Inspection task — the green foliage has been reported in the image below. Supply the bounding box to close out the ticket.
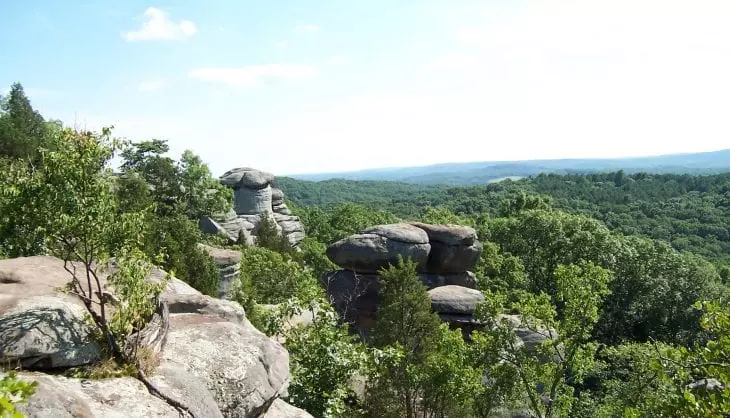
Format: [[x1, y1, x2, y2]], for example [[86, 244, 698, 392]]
[[473, 262, 612, 418], [276, 299, 369, 417], [294, 203, 400, 244], [235, 246, 322, 310], [0, 83, 48, 164], [255, 214, 293, 254], [142, 215, 220, 296], [294, 237, 338, 279], [0, 371, 37, 418], [365, 257, 450, 417]]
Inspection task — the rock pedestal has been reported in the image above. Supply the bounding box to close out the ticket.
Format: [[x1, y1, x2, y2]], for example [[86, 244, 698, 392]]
[[200, 167, 305, 248]]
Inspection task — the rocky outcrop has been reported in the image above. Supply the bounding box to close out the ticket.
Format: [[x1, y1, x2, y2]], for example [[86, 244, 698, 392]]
[[324, 222, 484, 333], [429, 285, 484, 334], [198, 244, 242, 298], [201, 168, 305, 248], [1, 256, 305, 417], [326, 223, 431, 273]]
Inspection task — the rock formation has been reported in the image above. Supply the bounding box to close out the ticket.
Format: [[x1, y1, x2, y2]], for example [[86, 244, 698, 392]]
[[324, 222, 483, 334], [200, 167, 305, 248], [0, 256, 311, 418], [198, 243, 242, 299]]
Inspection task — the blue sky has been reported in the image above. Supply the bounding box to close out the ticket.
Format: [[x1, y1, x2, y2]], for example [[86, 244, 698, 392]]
[[2, 0, 730, 176]]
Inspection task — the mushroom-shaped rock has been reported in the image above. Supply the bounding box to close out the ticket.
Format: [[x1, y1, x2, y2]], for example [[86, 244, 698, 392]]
[[326, 223, 431, 273], [234, 185, 273, 215], [428, 285, 484, 315], [219, 167, 275, 189], [410, 222, 483, 274]]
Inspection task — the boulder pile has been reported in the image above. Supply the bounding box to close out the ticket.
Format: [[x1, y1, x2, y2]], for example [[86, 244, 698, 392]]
[[200, 167, 305, 248], [0, 256, 310, 417], [324, 222, 483, 333]]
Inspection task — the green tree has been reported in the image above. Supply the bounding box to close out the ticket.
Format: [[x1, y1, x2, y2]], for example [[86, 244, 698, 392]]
[[0, 371, 37, 418], [473, 262, 612, 418], [365, 257, 442, 417], [0, 83, 47, 163]]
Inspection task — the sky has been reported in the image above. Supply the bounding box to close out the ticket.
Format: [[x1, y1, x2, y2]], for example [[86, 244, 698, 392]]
[[1, 0, 730, 176]]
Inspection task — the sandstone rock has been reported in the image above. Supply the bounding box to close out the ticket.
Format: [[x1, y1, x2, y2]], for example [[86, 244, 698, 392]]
[[162, 311, 290, 417], [322, 270, 380, 332], [0, 296, 101, 369], [327, 224, 431, 273], [148, 364, 224, 418], [220, 167, 275, 189], [166, 293, 246, 325], [409, 223, 482, 274], [198, 244, 242, 298], [262, 398, 313, 418], [234, 186, 273, 215], [270, 188, 285, 204], [199, 216, 235, 242], [273, 214, 305, 234], [286, 231, 306, 247], [428, 285, 484, 315], [15, 372, 179, 417], [409, 222, 477, 246], [362, 223, 430, 244], [272, 204, 293, 216]]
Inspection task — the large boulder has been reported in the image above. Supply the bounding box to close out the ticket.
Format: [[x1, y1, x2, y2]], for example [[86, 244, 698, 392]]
[[161, 302, 290, 417], [14, 372, 180, 417], [428, 285, 484, 315], [199, 216, 235, 243], [262, 398, 313, 418], [418, 271, 477, 289], [409, 222, 483, 274], [0, 296, 101, 369], [327, 223, 431, 273], [220, 167, 275, 189], [322, 270, 380, 332]]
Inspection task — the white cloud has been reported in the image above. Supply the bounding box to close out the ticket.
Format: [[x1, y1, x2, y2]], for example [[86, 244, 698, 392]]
[[188, 64, 318, 88], [123, 7, 197, 41], [296, 24, 320, 33], [138, 80, 165, 92], [276, 40, 289, 49]]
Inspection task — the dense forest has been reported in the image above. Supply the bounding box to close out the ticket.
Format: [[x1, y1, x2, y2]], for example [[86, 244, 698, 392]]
[[1, 82, 729, 417]]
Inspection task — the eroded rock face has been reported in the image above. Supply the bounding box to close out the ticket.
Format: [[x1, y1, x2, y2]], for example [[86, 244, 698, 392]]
[[201, 168, 305, 248], [409, 222, 482, 274], [2, 256, 300, 418], [429, 285, 484, 315], [262, 398, 313, 418], [0, 296, 101, 369], [198, 244, 242, 298], [326, 224, 431, 273]]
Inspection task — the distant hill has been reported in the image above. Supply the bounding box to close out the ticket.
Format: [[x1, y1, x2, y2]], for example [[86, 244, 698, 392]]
[[290, 149, 730, 185]]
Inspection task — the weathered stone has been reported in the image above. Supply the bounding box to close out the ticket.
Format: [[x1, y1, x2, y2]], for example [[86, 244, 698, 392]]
[[273, 214, 305, 234], [272, 204, 293, 216], [262, 398, 313, 418], [198, 244, 242, 267], [362, 223, 430, 244], [409, 222, 477, 246], [162, 312, 290, 417], [270, 187, 285, 203], [327, 224, 431, 273], [0, 296, 101, 369], [234, 186, 273, 215], [427, 241, 483, 274], [286, 231, 306, 247], [166, 293, 246, 325], [15, 372, 179, 417], [498, 314, 557, 352], [199, 216, 235, 242], [322, 270, 380, 333], [428, 285, 484, 315], [219, 167, 275, 189], [148, 364, 224, 418]]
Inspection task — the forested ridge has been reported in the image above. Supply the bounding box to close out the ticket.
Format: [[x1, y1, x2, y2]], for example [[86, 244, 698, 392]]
[[2, 83, 729, 417], [278, 171, 730, 266]]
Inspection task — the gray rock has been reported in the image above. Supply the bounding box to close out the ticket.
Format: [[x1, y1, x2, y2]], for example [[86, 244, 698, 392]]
[[234, 185, 273, 215], [0, 296, 101, 369], [286, 231, 306, 247], [427, 240, 483, 274], [428, 285, 484, 315], [262, 398, 313, 417], [272, 204, 293, 216], [409, 222, 477, 245], [270, 188, 285, 203], [166, 293, 246, 325], [498, 314, 557, 352], [362, 223, 429, 244], [162, 311, 290, 417], [327, 226, 431, 273], [15, 372, 179, 417], [148, 364, 224, 418], [688, 378, 724, 392], [273, 214, 305, 234], [198, 244, 242, 267], [199, 216, 235, 242], [220, 167, 275, 189]]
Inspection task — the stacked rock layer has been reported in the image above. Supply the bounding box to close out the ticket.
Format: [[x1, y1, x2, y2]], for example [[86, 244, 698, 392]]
[[200, 167, 305, 248], [324, 222, 483, 333]]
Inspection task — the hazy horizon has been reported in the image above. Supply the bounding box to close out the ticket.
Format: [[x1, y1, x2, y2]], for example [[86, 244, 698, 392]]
[[3, 0, 730, 176]]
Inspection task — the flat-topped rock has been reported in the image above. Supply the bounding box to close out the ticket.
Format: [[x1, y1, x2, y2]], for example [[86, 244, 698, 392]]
[[409, 222, 477, 246], [362, 223, 429, 244], [428, 285, 484, 315], [219, 167, 275, 189], [198, 244, 242, 266], [327, 233, 430, 273]]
